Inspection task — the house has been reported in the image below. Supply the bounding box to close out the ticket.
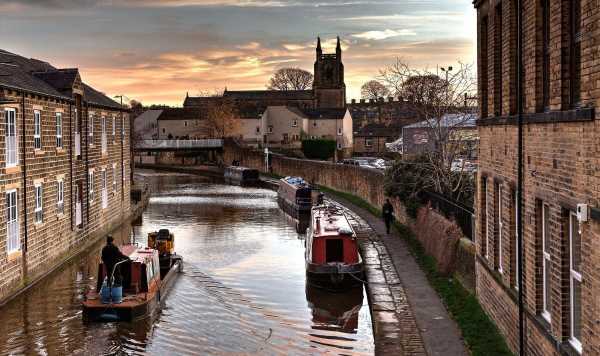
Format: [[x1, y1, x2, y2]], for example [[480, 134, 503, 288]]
[[156, 108, 210, 139], [401, 114, 477, 157], [474, 1, 598, 355], [0, 49, 131, 303], [353, 123, 402, 156]]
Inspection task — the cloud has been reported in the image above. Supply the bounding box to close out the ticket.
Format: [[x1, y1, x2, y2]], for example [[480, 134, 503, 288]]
[[352, 29, 416, 41]]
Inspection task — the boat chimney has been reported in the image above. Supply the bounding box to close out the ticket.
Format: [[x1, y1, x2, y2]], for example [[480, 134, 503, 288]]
[[316, 217, 321, 233]]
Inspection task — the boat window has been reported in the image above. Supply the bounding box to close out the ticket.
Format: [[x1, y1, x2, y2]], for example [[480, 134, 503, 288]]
[[326, 239, 344, 263]]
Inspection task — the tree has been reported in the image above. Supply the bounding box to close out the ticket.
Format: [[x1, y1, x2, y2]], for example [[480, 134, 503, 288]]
[[379, 59, 477, 204], [204, 94, 241, 139], [360, 80, 390, 100], [267, 67, 313, 90]]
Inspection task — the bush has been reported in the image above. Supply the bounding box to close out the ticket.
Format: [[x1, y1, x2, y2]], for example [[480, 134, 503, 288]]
[[301, 139, 336, 160]]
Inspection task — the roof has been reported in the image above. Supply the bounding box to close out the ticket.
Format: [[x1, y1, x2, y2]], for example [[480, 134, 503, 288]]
[[0, 49, 123, 110], [301, 108, 348, 120], [355, 123, 402, 138], [224, 89, 313, 101], [403, 113, 478, 129], [183, 95, 215, 107], [157, 108, 204, 121], [134, 110, 162, 139]]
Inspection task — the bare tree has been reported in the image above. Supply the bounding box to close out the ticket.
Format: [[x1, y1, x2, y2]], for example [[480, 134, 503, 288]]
[[360, 80, 390, 100], [204, 95, 241, 139], [267, 67, 313, 90], [380, 59, 477, 204]]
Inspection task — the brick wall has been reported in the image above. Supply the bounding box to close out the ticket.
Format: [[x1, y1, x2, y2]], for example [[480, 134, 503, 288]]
[[474, 0, 600, 354], [0, 88, 131, 303]]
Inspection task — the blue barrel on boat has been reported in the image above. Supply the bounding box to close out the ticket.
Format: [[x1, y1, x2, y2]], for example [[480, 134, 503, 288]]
[[100, 281, 123, 304]]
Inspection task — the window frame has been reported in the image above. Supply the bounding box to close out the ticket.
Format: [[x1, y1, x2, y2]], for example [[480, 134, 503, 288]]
[[88, 170, 95, 202], [112, 163, 117, 192], [33, 110, 42, 150], [56, 112, 63, 148], [6, 189, 19, 253], [34, 183, 43, 224], [337, 127, 343, 136], [5, 108, 18, 167], [569, 0, 582, 108], [56, 179, 64, 215], [89, 114, 94, 138], [292, 119, 298, 127], [365, 138, 373, 148], [541, 0, 551, 111], [569, 212, 583, 353], [514, 191, 519, 290], [541, 202, 552, 323], [498, 183, 504, 274]]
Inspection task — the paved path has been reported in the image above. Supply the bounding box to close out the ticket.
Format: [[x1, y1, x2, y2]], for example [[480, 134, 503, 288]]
[[327, 194, 469, 356]]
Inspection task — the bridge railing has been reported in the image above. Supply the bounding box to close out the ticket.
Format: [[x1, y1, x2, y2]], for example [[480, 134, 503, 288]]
[[136, 139, 224, 150]]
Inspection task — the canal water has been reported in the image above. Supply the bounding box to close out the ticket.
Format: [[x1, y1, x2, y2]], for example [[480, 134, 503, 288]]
[[0, 170, 374, 355]]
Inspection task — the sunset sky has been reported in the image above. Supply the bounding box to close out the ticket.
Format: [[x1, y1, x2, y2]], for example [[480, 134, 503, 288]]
[[0, 0, 476, 106]]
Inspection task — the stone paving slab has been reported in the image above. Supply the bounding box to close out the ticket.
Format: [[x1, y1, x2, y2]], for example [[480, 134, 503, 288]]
[[327, 195, 468, 356]]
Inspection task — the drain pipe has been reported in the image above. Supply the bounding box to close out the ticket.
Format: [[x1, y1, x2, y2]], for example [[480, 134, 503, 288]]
[[516, 0, 525, 354], [21, 91, 28, 254]]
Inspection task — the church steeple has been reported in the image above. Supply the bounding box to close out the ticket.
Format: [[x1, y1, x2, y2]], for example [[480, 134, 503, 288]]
[[316, 37, 322, 57], [336, 36, 341, 59]]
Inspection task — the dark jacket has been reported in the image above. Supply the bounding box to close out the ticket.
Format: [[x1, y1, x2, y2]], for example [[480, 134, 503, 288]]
[[382, 202, 394, 220], [102, 243, 129, 276]]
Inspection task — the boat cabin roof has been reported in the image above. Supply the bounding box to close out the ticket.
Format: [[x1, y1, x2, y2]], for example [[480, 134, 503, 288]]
[[312, 206, 355, 238], [119, 244, 158, 264]]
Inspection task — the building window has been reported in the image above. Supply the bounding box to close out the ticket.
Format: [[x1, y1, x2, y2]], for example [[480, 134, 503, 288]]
[[101, 117, 107, 154], [112, 163, 117, 192], [337, 127, 343, 136], [570, 0, 582, 107], [313, 121, 317, 127], [541, 202, 551, 323], [162, 128, 166, 134], [255, 126, 260, 134], [480, 16, 489, 118], [34, 183, 43, 224], [112, 116, 116, 137], [292, 120, 297, 127], [484, 179, 489, 259], [494, 3, 503, 116], [56, 113, 63, 148], [337, 142, 342, 150], [101, 169, 108, 209], [541, 0, 550, 111], [122, 162, 126, 183], [513, 191, 519, 290], [89, 114, 94, 138], [88, 170, 95, 202], [5, 108, 18, 167], [6, 189, 19, 253], [569, 212, 582, 353], [497, 183, 503, 273], [268, 125, 273, 133], [56, 180, 64, 215], [121, 116, 125, 138], [365, 138, 373, 147], [34, 110, 41, 150]]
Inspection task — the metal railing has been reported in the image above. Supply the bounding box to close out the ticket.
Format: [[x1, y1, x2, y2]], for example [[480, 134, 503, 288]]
[[135, 139, 223, 150], [420, 190, 475, 241]]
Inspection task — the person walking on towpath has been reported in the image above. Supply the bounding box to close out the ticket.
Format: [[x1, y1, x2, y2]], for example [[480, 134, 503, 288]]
[[382, 199, 395, 234]]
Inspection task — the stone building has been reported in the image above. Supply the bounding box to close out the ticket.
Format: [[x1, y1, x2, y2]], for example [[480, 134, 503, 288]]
[[474, 1, 598, 355], [353, 123, 402, 156], [156, 108, 211, 139], [0, 49, 131, 303]]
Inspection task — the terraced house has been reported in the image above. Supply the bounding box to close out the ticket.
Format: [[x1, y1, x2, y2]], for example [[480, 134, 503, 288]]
[[0, 49, 131, 303], [474, 0, 599, 355]]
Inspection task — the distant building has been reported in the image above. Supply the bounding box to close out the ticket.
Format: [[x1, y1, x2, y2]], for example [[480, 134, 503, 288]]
[[0, 49, 131, 303], [401, 114, 477, 157], [353, 123, 402, 156], [348, 97, 421, 132], [156, 108, 211, 139], [133, 109, 162, 140]]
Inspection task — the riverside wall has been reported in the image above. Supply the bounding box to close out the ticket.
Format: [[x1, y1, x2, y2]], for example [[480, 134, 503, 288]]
[[224, 141, 475, 288]]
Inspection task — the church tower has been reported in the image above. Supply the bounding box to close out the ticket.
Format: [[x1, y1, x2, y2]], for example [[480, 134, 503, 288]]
[[313, 37, 346, 109]]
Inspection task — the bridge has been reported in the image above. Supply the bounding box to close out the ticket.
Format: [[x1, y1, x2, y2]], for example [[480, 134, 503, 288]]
[[135, 139, 223, 152]]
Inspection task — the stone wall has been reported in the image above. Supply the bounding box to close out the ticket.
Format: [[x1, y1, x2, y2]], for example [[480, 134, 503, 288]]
[[224, 140, 476, 285]]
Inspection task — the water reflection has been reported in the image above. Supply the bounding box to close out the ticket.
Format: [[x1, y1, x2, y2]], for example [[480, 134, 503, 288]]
[[0, 170, 374, 355]]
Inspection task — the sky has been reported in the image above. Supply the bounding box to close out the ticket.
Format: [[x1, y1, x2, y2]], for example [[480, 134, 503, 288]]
[[0, 0, 477, 106]]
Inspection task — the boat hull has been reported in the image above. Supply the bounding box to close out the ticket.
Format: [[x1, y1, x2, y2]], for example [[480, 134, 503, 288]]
[[306, 261, 364, 290], [82, 259, 182, 322], [277, 196, 311, 233]]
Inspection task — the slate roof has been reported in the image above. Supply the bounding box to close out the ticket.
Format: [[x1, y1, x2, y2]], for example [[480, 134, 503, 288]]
[[403, 114, 478, 129], [355, 123, 402, 138], [224, 89, 313, 101], [300, 108, 347, 120], [0, 49, 123, 110], [156, 108, 204, 121]]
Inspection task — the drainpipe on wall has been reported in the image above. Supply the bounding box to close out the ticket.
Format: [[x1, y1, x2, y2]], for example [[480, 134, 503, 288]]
[[516, 0, 525, 354], [20, 91, 28, 264], [69, 103, 73, 231], [85, 101, 90, 225]]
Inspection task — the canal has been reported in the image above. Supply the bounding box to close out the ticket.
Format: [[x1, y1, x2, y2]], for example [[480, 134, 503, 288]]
[[0, 170, 374, 355]]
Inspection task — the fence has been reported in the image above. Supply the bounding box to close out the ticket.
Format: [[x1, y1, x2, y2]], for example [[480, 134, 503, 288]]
[[419, 190, 475, 241], [136, 139, 223, 150]]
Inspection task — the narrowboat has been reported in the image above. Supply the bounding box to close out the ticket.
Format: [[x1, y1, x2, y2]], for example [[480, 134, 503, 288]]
[[277, 176, 317, 233], [305, 205, 364, 290], [82, 230, 183, 322], [224, 166, 260, 186]]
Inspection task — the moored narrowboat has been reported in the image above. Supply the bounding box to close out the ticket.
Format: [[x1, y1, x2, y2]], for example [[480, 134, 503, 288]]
[[82, 231, 183, 322], [224, 166, 260, 186], [305, 205, 364, 290], [277, 177, 315, 233]]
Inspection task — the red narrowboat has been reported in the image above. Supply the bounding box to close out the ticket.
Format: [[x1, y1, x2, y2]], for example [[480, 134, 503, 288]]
[[305, 205, 364, 290], [82, 231, 183, 322]]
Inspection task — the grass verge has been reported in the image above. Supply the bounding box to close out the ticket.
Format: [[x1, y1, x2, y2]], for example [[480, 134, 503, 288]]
[[322, 186, 513, 356]]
